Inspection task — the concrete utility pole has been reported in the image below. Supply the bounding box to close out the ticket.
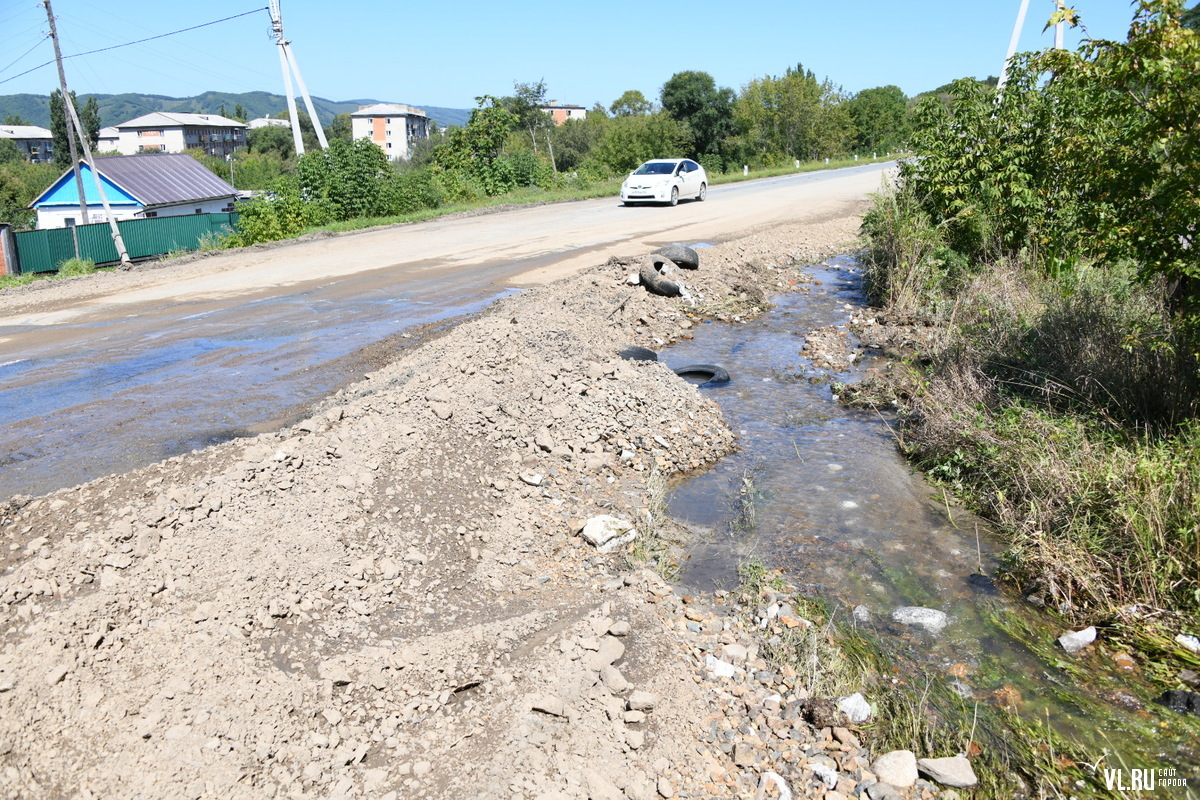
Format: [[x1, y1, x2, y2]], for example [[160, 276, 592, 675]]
[[999, 0, 1068, 89], [43, 0, 130, 266], [269, 0, 328, 156]]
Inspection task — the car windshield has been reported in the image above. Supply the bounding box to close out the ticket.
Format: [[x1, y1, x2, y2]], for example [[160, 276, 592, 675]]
[[633, 162, 676, 175]]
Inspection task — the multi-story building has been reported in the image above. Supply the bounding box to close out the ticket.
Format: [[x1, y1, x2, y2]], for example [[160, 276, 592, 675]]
[[539, 101, 587, 125], [114, 112, 247, 157], [0, 125, 53, 162], [349, 103, 430, 160]]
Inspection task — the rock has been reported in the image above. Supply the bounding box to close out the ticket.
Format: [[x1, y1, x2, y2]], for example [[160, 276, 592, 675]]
[[721, 643, 749, 664], [656, 777, 674, 798], [1057, 626, 1097, 654], [872, 751, 918, 787], [519, 472, 543, 486], [191, 602, 217, 623], [45, 664, 70, 685], [531, 695, 568, 718], [852, 605, 871, 623], [705, 654, 737, 679], [1155, 689, 1200, 716], [811, 763, 839, 789], [836, 693, 871, 723], [891, 607, 948, 634], [1176, 634, 1200, 654], [585, 636, 625, 670], [580, 515, 636, 552], [625, 729, 645, 749], [608, 620, 631, 636], [627, 690, 658, 711], [917, 756, 978, 788], [600, 665, 630, 693], [732, 741, 756, 766], [318, 660, 353, 685], [583, 769, 623, 800], [866, 783, 902, 800]]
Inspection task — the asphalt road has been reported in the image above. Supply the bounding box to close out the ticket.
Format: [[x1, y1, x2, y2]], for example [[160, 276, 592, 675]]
[[0, 163, 888, 500]]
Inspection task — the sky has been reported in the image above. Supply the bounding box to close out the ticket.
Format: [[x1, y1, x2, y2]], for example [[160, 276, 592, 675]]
[[0, 0, 1145, 113]]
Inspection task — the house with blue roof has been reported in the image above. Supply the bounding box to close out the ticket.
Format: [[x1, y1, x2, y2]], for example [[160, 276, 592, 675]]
[[30, 153, 239, 230]]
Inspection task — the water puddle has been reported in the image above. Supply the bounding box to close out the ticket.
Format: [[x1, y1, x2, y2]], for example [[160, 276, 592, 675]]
[[666, 256, 1198, 781], [0, 270, 516, 500]]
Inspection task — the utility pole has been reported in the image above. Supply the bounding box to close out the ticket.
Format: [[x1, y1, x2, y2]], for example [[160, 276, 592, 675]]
[[43, 0, 85, 257], [43, 0, 129, 266], [998, 0, 1032, 89], [269, 0, 328, 156]]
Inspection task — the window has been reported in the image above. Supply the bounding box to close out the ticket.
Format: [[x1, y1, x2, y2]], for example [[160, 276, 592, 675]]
[[144, 211, 157, 218], [195, 208, 202, 214]]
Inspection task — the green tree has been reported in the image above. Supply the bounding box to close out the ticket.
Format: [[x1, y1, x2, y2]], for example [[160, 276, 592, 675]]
[[0, 138, 23, 164], [3, 114, 29, 125], [610, 90, 651, 117], [233, 103, 248, 122], [49, 91, 101, 162], [247, 125, 295, 160], [586, 113, 691, 174], [296, 137, 391, 220], [501, 80, 551, 153], [734, 65, 851, 163], [434, 96, 519, 194], [660, 71, 734, 158], [846, 85, 910, 153], [901, 0, 1199, 300], [219, 103, 229, 118], [1182, 1, 1199, 26], [326, 113, 353, 143]]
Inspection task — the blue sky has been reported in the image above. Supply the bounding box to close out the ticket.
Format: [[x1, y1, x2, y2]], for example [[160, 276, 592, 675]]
[[1, 1, 1143, 111]]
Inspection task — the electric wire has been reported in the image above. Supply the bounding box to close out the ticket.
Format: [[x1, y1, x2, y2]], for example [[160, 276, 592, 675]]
[[0, 34, 48, 79], [0, 7, 269, 87]]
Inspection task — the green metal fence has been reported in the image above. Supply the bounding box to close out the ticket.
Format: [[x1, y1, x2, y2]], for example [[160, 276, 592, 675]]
[[13, 212, 239, 274]]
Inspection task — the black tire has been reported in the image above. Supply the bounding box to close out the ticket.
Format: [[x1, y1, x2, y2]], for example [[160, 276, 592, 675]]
[[668, 186, 679, 207], [638, 254, 681, 297], [697, 182, 707, 202], [618, 345, 658, 362], [653, 244, 700, 270], [672, 364, 731, 385]]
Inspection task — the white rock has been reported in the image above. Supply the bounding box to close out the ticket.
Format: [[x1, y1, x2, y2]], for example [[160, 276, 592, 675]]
[[580, 515, 636, 552], [837, 692, 872, 723], [917, 756, 978, 788], [1176, 634, 1200, 654], [1058, 626, 1097, 654], [627, 690, 657, 711], [891, 606, 949, 634], [872, 750, 918, 787], [705, 654, 737, 679], [811, 763, 838, 790]]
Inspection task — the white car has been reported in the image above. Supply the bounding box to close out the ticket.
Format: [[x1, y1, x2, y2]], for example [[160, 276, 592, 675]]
[[620, 158, 707, 207]]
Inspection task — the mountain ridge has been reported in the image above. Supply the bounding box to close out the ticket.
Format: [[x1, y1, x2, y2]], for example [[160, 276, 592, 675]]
[[0, 90, 470, 130]]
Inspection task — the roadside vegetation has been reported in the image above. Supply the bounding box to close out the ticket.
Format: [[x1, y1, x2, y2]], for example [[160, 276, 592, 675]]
[[859, 0, 1198, 672]]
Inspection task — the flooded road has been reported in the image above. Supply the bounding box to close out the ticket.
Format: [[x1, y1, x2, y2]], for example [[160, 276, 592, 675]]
[[0, 165, 886, 500]]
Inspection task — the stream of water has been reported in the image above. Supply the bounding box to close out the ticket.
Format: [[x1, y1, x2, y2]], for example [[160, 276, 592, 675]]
[[664, 255, 1198, 789]]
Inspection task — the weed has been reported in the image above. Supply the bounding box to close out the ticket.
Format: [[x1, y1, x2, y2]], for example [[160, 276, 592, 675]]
[[627, 469, 680, 582], [57, 257, 95, 277], [725, 464, 763, 537]]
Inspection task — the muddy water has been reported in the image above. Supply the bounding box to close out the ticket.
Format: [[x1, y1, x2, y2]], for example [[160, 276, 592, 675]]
[[0, 266, 516, 500], [666, 256, 1199, 782]]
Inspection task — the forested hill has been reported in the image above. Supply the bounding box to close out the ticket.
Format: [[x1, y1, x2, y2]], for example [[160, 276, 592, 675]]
[[0, 91, 470, 130]]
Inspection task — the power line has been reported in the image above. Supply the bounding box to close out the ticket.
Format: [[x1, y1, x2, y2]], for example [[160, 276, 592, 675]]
[[0, 7, 269, 87], [0, 34, 48, 78]]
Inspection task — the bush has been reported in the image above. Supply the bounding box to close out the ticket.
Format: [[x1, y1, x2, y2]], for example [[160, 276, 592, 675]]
[[228, 178, 331, 246]]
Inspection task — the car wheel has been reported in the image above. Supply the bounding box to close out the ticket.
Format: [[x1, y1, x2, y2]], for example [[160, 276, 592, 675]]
[[668, 186, 679, 207], [697, 182, 707, 202]]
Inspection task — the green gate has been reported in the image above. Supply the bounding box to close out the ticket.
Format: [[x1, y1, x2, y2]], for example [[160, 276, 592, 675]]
[[13, 212, 239, 274]]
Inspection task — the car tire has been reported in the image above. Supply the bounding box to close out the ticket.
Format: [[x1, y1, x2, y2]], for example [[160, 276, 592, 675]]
[[652, 245, 699, 270], [672, 364, 731, 385], [638, 255, 682, 297], [668, 186, 679, 207], [618, 345, 658, 362], [697, 182, 706, 201]]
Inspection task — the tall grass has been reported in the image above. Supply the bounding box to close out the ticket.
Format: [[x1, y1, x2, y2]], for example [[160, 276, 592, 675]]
[[862, 183, 1200, 631]]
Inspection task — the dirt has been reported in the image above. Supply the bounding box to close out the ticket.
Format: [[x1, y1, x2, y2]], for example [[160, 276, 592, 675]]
[[0, 209, 952, 799]]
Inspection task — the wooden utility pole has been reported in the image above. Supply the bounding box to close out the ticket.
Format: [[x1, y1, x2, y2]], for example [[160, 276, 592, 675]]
[[43, 0, 130, 267]]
